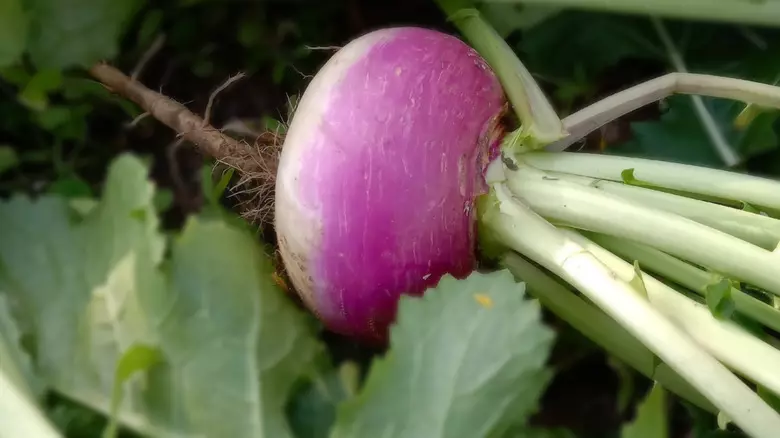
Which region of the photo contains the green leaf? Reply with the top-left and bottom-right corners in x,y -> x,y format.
0,154 -> 172,434
201,166 -> 235,205
104,344 -> 164,438
0,146 -> 20,175
143,215 -> 324,437
287,362 -> 358,438
18,69 -> 63,111
704,277 -> 736,320
0,294 -> 43,401
608,356 -> 636,416
621,384 -> 668,438
517,11 -> 660,84
0,0 -> 28,67
26,0 -> 143,69
330,270 -> 555,438
47,176 -> 94,198
0,153 -> 323,437
608,96 -> 725,167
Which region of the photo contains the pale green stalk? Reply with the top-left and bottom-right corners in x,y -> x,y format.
435,0 -> 566,148
0,370 -> 62,438
482,181 -> 780,437
540,170 -> 780,250
501,252 -> 716,413
504,164 -> 780,296
482,0 -> 780,27
583,232 -> 780,334
560,228 -> 780,398
519,150 -> 780,214
543,72 -> 780,153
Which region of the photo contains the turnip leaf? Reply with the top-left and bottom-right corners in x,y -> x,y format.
607,94 -> 779,167
621,383 -> 668,438
0,153 -> 324,438
140,214 -> 324,438
330,270 -> 555,438
25,0 -> 143,69
0,294 -> 43,401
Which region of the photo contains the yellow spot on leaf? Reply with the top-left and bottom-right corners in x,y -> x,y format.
395,67 -> 403,76
474,293 -> 493,308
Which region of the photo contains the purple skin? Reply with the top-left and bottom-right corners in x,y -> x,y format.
275,27 -> 506,344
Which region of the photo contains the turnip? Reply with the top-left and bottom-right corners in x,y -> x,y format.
274,27 -> 507,344
87,8 -> 780,437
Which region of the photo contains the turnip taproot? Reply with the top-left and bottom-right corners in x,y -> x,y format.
274,27 -> 506,343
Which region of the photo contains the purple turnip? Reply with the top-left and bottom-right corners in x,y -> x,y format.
274,27 -> 507,343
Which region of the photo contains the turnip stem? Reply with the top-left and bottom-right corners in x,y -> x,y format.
560,228 -> 780,398
504,164 -> 780,296
539,170 -> 780,250
501,252 -> 717,414
482,0 -> 780,27
483,182 -> 780,437
519,151 -> 780,213
583,232 -> 780,334
544,73 -> 780,153
436,1 -> 566,147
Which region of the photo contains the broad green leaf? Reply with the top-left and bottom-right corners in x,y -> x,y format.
0,154 -> 176,436
330,270 -> 555,438
608,95 -> 779,167
0,0 -> 28,67
0,153 -> 323,438
137,214 -> 323,438
517,11 -> 660,84
0,295 -> 43,401
621,384 -> 668,438
26,0 -> 143,69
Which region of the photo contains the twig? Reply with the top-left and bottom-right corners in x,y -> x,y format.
130,34 -> 166,82
88,63 -> 282,225
124,112 -> 151,129
303,45 -> 342,51
89,63 -> 246,168
202,72 -> 246,127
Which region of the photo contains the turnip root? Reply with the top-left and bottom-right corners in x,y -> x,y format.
274,27 -> 506,343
